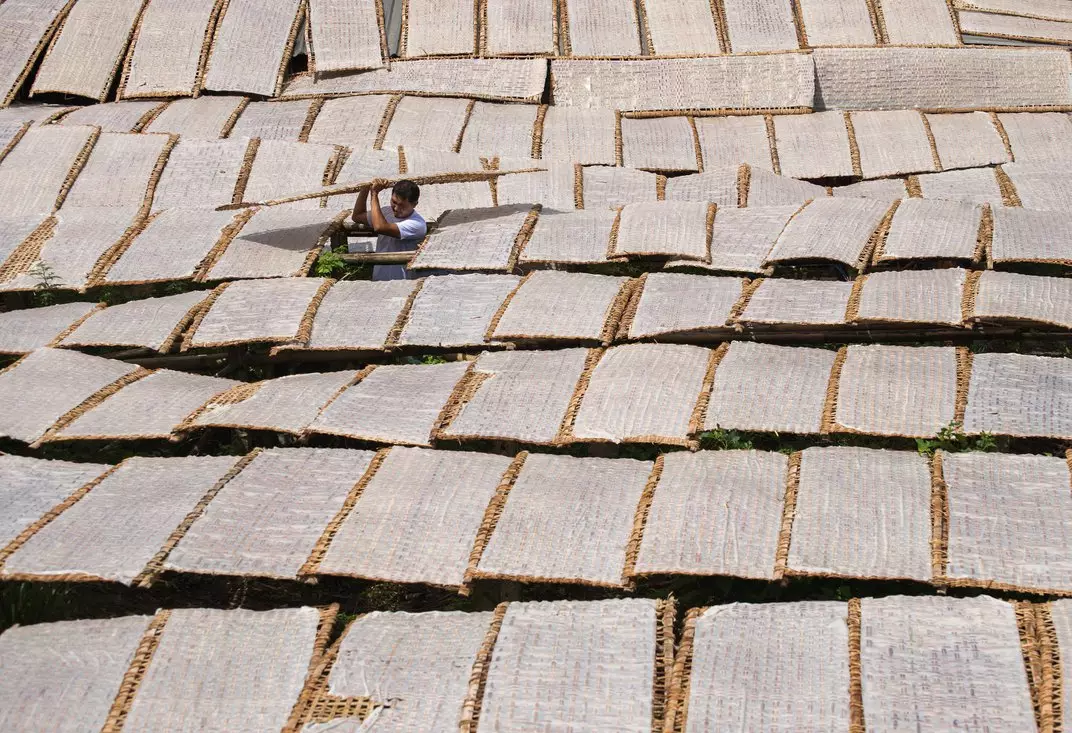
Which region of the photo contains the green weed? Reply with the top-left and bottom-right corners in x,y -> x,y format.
915,421 -> 999,455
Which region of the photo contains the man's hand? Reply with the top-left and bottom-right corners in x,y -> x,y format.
369,177 -> 391,194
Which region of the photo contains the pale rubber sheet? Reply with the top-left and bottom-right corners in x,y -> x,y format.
855,268 -> 966,326
943,451 -> 1072,593
1,455 -> 240,584
166,448 -> 376,578
492,271 -> 627,342
738,279 -> 852,326
834,345 -> 958,438
571,342 -> 711,444
705,341 -> 835,434
303,279 -> 416,351
859,595 -> 1035,732
122,607 -> 320,732
681,602 -> 850,732
0,348 -> 140,444
396,274 -> 520,347
60,290 -> 210,351
308,362 -> 469,446
202,0 -> 303,96
635,450 -> 786,579
550,55 -> 815,112
477,599 -> 657,732
52,369 -> 238,441
189,278 -> 326,348
0,615 -> 152,733
193,370 -> 357,434
812,47 -> 1072,110
0,301 -> 97,355
788,447 -> 932,581
476,453 -> 651,586
439,348 -> 588,444
316,447 -> 512,587
0,453 -> 110,552
626,273 -> 742,338
316,610 -> 492,731
103,208 -> 240,284
877,199 -> 982,262
963,351 -> 1072,438
694,116 -> 773,172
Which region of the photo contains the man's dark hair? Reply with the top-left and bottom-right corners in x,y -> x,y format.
392,179 -> 420,205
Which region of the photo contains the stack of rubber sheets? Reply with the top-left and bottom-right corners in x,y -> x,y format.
0,606 -> 331,732
811,47 -> 1072,110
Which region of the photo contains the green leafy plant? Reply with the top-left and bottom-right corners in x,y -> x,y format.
27,260 -> 60,305
915,421 -> 997,455
419,354 -> 448,365
315,249 -> 346,277
699,428 -> 754,451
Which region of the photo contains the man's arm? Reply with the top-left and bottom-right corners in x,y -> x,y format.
351,183 -> 371,224
365,180 -> 402,238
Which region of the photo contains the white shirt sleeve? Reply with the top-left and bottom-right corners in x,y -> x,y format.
395,216 -> 427,240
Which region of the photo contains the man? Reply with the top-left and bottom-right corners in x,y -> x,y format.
352,178 -> 427,281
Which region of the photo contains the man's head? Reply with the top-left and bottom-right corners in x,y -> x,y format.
389,180 -> 420,218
